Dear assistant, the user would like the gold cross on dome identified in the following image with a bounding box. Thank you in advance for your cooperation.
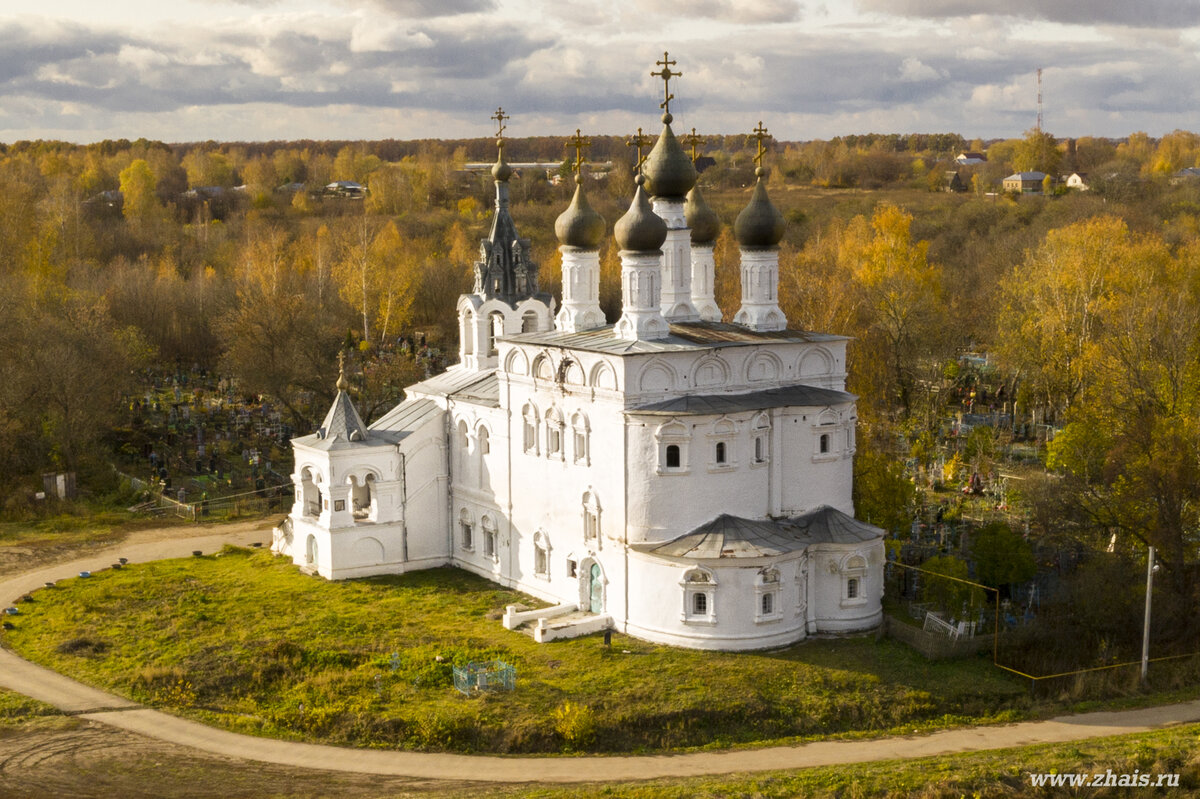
[651,51,681,114]
[491,107,508,140]
[626,127,652,173]
[752,121,771,168]
[567,129,592,175]
[684,127,704,163]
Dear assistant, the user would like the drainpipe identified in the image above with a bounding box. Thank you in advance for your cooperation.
[397,447,408,563]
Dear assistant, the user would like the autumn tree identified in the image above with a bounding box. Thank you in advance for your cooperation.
[118,158,162,229]
[1013,128,1062,175]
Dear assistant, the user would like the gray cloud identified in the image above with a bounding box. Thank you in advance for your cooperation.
[353,0,496,17]
[857,0,1200,29]
[646,0,802,23]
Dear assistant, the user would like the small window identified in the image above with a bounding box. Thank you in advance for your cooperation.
[460,521,473,550]
[534,545,548,576]
[574,430,587,461]
[483,529,495,558]
[694,592,707,614]
[547,426,562,457]
[666,444,681,468]
[567,559,577,578]
[715,442,726,464]
[847,577,859,599]
[761,592,773,615]
[819,433,830,454]
[754,436,763,462]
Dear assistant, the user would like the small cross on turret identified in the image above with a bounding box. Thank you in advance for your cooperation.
[752,121,772,170]
[651,51,681,116]
[567,129,592,176]
[491,107,508,140]
[684,127,704,163]
[626,126,652,174]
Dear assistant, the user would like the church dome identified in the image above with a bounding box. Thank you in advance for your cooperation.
[685,184,720,245]
[642,116,697,200]
[491,142,512,182]
[734,170,784,248]
[615,177,667,252]
[555,177,605,249]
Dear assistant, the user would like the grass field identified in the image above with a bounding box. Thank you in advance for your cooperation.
[0,546,1137,755]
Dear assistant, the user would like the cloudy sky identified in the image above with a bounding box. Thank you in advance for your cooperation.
[4,0,1200,144]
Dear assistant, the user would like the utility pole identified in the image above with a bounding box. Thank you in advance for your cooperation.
[1141,545,1155,683]
[1036,68,1043,132]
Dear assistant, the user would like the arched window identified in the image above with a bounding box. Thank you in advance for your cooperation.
[819,433,830,454]
[751,413,770,465]
[522,403,539,454]
[843,555,868,606]
[545,407,564,460]
[299,467,321,517]
[680,568,716,624]
[756,568,781,622]
[459,508,474,551]
[521,310,538,333]
[477,426,490,489]
[488,311,504,356]
[582,491,601,544]
[457,420,470,477]
[709,417,736,470]
[533,530,551,579]
[571,411,590,465]
[461,310,474,356]
[715,441,726,464]
[657,420,689,474]
[348,473,374,521]
[482,515,497,560]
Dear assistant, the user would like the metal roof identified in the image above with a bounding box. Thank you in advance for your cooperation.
[635,506,883,560]
[502,321,846,356]
[448,372,500,408]
[407,368,495,397]
[293,389,373,452]
[630,384,855,416]
[370,398,442,437]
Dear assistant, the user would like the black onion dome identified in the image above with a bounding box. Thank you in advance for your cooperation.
[734,174,785,248]
[642,120,697,199]
[685,184,720,245]
[615,178,667,252]
[555,178,605,249]
[491,142,512,182]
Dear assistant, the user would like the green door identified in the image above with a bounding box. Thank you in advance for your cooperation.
[589,563,603,613]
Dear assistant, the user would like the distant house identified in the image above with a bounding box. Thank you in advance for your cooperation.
[694,155,717,173]
[1171,167,1200,185]
[324,181,367,199]
[1064,172,1089,191]
[943,171,966,193]
[956,152,987,165]
[1002,172,1047,194]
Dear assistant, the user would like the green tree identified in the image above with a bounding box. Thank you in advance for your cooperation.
[970,523,1036,588]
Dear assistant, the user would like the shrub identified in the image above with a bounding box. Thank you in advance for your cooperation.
[552,701,596,749]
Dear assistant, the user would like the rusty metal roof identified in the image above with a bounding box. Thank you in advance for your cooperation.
[634,506,883,559]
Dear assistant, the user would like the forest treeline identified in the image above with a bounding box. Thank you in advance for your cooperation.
[2,128,1200,623]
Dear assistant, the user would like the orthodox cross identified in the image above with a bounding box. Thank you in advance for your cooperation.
[651,51,681,114]
[752,121,771,168]
[626,127,652,174]
[683,127,704,163]
[567,129,591,175]
[491,107,509,139]
[336,351,349,391]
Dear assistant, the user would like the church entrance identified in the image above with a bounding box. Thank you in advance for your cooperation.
[588,563,603,613]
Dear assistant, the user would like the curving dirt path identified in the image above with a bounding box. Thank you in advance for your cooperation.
[3,521,1200,786]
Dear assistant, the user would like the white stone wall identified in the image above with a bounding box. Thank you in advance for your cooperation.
[807,541,885,633]
[623,552,810,650]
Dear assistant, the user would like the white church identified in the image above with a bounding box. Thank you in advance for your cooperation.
[274,72,885,651]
